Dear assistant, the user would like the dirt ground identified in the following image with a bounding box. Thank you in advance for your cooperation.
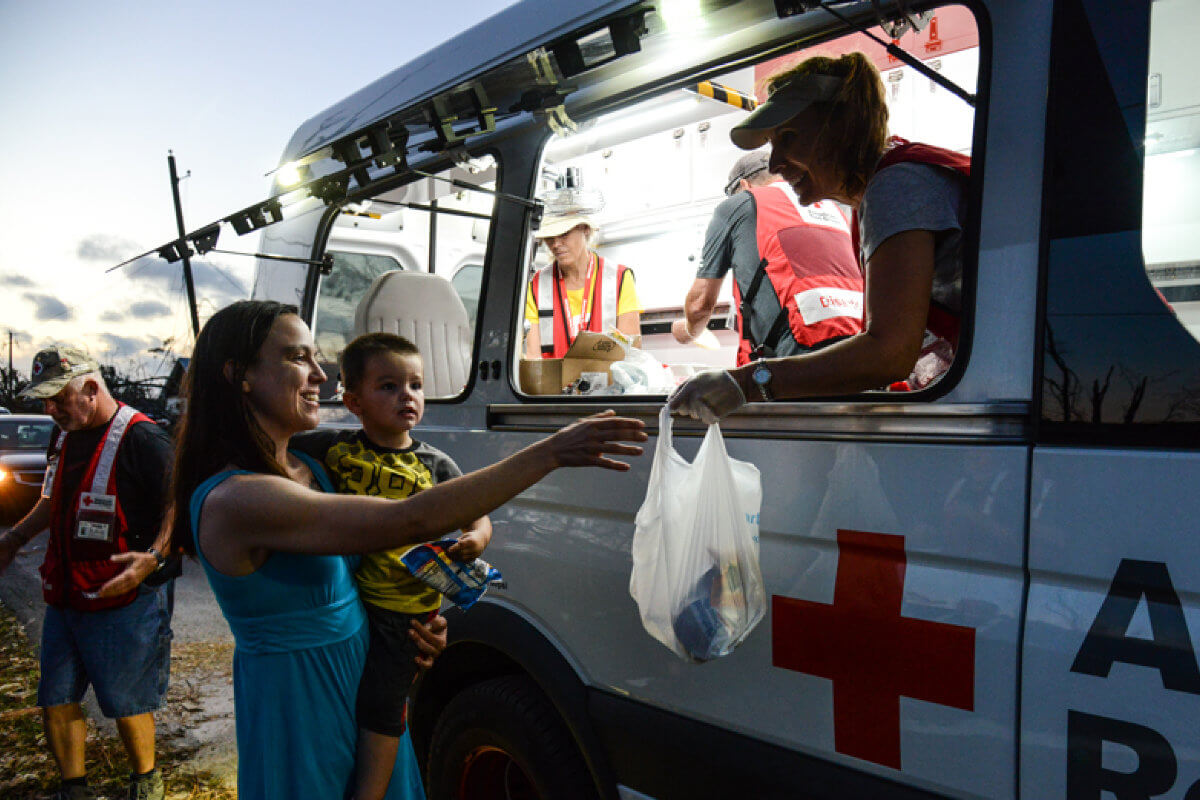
[0,530,238,798]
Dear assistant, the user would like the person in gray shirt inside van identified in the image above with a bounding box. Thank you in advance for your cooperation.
[672,149,863,366]
[671,51,971,422]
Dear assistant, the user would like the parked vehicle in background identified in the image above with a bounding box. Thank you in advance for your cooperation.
[0,415,54,523]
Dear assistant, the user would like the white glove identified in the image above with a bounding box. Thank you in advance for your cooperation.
[667,370,745,425]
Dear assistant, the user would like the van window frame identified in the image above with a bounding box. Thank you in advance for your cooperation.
[305,150,504,406]
[510,1,989,408]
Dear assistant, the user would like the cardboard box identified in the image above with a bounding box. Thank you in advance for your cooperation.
[519,331,640,395]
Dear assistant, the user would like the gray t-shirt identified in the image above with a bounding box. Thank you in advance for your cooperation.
[696,190,807,356]
[858,162,966,314]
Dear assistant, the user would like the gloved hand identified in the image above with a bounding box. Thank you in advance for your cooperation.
[667,370,745,425]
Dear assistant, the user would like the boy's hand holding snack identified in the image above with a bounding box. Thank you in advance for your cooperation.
[447,520,492,561]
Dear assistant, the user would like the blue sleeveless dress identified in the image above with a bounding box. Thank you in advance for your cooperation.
[190,453,425,800]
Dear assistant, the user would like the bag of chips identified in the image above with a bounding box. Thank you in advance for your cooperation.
[401,537,502,610]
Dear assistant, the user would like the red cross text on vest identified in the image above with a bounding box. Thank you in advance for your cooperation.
[772,530,975,769]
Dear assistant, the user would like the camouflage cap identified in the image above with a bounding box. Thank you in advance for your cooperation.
[18,346,100,400]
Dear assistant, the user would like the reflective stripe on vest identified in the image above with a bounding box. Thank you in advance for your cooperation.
[91,404,137,494]
[40,430,67,500]
[598,258,619,334]
[531,256,627,358]
[536,267,556,355]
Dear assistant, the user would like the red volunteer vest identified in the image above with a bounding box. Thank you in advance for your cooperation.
[734,184,863,366]
[531,255,631,359]
[40,404,154,611]
[851,137,972,350]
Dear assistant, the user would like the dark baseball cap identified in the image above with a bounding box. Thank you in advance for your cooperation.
[724,151,772,196]
[19,346,100,400]
[730,73,843,150]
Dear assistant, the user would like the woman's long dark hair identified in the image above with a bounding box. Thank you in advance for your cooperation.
[169,300,299,556]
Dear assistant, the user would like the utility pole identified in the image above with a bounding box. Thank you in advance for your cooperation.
[7,330,12,399]
[168,151,201,338]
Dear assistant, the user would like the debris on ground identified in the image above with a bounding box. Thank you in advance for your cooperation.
[0,607,236,799]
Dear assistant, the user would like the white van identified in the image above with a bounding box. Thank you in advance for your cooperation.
[237,1,1200,797]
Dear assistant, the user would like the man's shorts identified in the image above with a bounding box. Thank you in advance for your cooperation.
[38,582,174,718]
[356,604,437,736]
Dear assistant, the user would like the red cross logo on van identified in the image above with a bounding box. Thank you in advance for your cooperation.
[772,530,975,770]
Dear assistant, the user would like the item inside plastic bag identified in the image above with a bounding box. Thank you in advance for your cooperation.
[672,560,751,662]
[630,406,765,662]
[400,537,502,610]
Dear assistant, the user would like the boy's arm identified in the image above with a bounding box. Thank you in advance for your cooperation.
[448,515,492,561]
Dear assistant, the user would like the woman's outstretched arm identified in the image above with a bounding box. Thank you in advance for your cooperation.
[199,412,646,563]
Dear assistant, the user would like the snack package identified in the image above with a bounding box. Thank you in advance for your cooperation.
[671,560,749,663]
[400,537,502,610]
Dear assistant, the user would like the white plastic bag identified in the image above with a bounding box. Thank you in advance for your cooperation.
[629,406,766,662]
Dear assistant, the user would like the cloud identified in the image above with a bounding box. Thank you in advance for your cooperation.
[77,234,143,264]
[124,257,248,302]
[23,292,75,322]
[100,310,125,323]
[128,300,172,319]
[98,333,156,359]
[1,273,36,288]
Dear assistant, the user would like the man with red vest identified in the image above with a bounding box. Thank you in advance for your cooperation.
[672,150,863,365]
[0,346,175,800]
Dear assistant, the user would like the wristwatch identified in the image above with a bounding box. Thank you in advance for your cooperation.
[750,359,774,402]
[148,547,168,572]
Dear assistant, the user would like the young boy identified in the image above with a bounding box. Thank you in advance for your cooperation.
[292,332,492,800]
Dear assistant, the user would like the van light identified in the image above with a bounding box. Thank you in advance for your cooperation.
[277,161,309,188]
[659,0,704,31]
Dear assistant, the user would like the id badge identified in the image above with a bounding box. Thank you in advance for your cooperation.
[76,492,117,542]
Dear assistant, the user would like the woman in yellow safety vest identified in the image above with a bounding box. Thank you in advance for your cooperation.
[524,212,642,359]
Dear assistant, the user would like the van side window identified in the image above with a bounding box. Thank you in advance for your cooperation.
[1039,0,1200,442]
[314,251,408,362]
[1143,0,1200,344]
[515,7,978,399]
[312,158,497,400]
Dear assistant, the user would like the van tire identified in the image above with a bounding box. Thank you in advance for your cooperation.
[425,675,600,800]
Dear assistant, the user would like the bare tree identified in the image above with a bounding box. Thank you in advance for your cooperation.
[1043,323,1081,422]
[1090,365,1114,424]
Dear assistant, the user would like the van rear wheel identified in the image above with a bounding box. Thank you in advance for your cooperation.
[426,675,599,800]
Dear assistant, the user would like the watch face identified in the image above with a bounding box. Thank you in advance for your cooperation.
[753,366,771,385]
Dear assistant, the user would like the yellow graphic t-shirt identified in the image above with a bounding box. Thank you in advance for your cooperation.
[298,430,462,613]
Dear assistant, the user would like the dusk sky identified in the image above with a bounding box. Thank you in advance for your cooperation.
[0,0,516,379]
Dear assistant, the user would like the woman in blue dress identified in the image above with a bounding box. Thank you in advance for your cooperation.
[168,300,646,800]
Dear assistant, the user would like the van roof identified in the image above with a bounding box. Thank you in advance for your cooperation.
[281,0,633,164]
